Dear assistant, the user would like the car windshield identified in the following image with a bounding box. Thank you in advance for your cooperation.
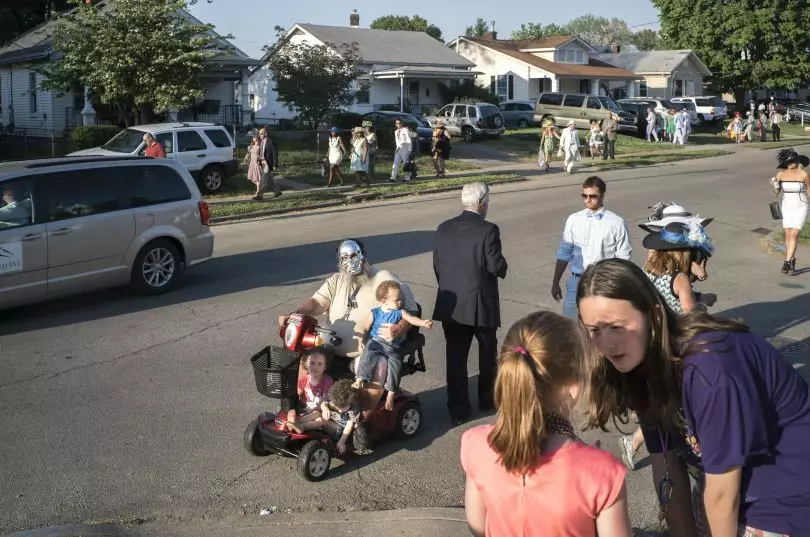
[101,128,145,153]
[479,105,500,118]
[598,96,621,112]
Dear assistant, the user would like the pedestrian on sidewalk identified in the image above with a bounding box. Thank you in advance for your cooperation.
[771,148,810,275]
[432,183,508,426]
[365,125,377,180]
[601,112,618,160]
[431,123,451,178]
[325,127,346,187]
[350,126,370,186]
[390,119,412,182]
[245,135,263,198]
[460,312,632,537]
[770,109,782,142]
[559,120,581,174]
[256,127,282,200]
[539,120,560,172]
[551,176,631,320]
[646,107,659,143]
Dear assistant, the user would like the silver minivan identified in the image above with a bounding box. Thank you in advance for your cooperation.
[0,156,214,310]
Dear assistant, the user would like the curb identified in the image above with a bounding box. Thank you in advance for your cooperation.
[209,177,527,225]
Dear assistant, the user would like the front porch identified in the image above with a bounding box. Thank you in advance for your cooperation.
[525,75,641,101]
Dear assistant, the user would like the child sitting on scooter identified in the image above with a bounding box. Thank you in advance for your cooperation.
[284,349,334,433]
[352,280,433,411]
[320,379,363,454]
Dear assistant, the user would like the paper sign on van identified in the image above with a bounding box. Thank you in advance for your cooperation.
[0,242,23,274]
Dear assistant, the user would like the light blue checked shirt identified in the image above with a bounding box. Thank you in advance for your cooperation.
[556,208,632,275]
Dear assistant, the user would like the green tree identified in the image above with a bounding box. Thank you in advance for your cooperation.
[369,15,443,42]
[465,18,489,38]
[510,22,569,40]
[0,0,71,45]
[565,14,632,49]
[266,26,361,129]
[38,0,226,124]
[653,0,810,100]
[630,28,662,51]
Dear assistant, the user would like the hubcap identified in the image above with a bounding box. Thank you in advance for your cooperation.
[205,171,222,190]
[309,448,329,477]
[401,408,420,435]
[142,247,175,288]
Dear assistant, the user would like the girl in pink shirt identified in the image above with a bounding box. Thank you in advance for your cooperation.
[460,311,631,537]
[284,350,333,433]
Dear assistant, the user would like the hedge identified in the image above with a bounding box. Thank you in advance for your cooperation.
[70,125,122,151]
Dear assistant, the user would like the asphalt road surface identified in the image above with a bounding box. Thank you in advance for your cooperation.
[2,147,809,535]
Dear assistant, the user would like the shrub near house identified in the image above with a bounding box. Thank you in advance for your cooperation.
[70,125,123,151]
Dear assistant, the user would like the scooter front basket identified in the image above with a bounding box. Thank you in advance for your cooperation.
[250,345,300,409]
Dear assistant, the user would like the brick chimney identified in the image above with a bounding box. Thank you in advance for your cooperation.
[483,31,497,40]
[350,9,360,27]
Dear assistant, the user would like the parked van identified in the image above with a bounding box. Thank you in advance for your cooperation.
[0,156,214,310]
[534,92,627,129]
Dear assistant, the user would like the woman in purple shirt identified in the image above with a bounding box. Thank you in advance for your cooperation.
[576,258,810,537]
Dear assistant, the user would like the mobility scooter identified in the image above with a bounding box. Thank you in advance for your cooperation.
[243,307,427,481]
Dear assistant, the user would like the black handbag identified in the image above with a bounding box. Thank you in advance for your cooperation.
[769,200,783,220]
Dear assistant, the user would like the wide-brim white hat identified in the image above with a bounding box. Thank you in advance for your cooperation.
[638,203,713,233]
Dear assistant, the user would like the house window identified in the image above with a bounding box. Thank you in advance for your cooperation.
[639,81,648,97]
[496,75,513,101]
[29,72,37,113]
[356,77,370,104]
[674,79,684,97]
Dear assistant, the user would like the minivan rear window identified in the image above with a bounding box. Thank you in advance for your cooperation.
[124,165,191,207]
[539,93,563,106]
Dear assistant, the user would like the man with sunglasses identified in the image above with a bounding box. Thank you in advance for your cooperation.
[551,176,631,319]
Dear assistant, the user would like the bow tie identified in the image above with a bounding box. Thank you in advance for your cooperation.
[587,212,604,220]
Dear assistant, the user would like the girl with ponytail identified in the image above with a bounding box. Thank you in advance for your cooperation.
[460,311,631,537]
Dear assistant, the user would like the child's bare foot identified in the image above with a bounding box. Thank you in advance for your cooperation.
[286,421,303,434]
[385,391,396,411]
[352,378,364,389]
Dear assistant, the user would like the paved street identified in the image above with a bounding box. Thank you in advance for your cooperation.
[2,146,809,536]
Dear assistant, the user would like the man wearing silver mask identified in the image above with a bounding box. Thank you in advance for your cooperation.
[279,238,417,375]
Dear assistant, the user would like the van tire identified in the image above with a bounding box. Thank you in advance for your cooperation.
[131,239,181,295]
[517,118,529,128]
[462,126,475,143]
[200,165,225,194]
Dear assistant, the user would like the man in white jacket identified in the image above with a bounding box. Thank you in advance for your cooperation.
[390,119,413,182]
[559,120,580,174]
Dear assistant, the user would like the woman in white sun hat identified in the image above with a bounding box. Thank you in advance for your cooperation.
[558,119,581,174]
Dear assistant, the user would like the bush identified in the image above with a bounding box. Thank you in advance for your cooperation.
[70,125,122,150]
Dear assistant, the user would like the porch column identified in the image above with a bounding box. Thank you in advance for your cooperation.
[399,75,405,113]
[591,78,601,95]
[627,80,635,98]
[240,70,251,125]
[551,76,559,92]
[80,85,96,126]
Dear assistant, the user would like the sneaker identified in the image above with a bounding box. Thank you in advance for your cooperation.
[618,435,636,471]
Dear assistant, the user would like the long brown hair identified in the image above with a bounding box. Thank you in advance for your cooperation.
[644,248,692,276]
[487,311,583,474]
[577,258,748,432]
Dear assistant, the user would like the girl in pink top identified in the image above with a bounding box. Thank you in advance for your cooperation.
[460,311,631,537]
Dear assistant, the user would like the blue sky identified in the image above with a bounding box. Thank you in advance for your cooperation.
[187,0,660,59]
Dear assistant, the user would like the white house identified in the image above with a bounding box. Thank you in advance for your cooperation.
[0,1,261,138]
[250,11,481,122]
[446,32,640,102]
[594,50,713,100]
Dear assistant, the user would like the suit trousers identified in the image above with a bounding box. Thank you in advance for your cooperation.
[259,162,281,195]
[442,321,498,419]
[391,147,411,181]
[603,139,616,159]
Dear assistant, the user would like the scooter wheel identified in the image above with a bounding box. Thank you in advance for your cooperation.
[297,440,332,482]
[244,418,271,457]
[396,401,423,439]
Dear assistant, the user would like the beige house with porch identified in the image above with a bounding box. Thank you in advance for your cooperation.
[250,12,481,121]
[594,50,712,100]
[447,33,639,101]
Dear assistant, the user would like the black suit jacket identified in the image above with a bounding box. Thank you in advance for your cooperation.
[432,210,508,327]
[260,137,277,170]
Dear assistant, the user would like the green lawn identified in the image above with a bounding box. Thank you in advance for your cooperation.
[210,191,344,219]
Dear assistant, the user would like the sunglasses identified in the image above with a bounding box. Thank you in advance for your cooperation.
[581,193,601,200]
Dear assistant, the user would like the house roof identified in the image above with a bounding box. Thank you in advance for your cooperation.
[461,37,639,79]
[266,24,475,68]
[594,50,712,76]
[372,65,481,79]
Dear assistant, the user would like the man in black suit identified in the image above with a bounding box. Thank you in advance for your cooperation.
[432,182,508,425]
[256,127,281,200]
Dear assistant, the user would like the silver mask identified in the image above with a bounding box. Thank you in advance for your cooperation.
[338,240,364,275]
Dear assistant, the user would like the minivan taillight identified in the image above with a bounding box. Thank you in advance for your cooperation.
[198,200,210,227]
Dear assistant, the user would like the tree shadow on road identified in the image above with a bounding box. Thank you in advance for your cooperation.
[0,230,436,337]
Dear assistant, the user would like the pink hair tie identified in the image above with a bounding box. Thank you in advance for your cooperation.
[514,346,530,356]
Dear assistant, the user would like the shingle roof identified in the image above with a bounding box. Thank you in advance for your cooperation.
[594,50,711,76]
[291,24,474,68]
[468,38,638,79]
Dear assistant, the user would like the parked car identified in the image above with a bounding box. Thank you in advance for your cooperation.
[670,96,728,124]
[361,111,434,152]
[0,156,214,310]
[497,100,536,128]
[534,92,631,131]
[616,100,648,137]
[68,122,239,194]
[424,103,506,142]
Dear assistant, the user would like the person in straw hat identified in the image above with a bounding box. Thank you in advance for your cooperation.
[349,126,370,186]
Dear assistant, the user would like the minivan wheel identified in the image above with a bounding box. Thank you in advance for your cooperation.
[200,165,224,194]
[517,118,529,128]
[131,239,180,295]
[695,115,704,126]
[462,126,475,143]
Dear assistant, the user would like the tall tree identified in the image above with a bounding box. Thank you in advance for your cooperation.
[653,0,810,100]
[511,22,569,41]
[369,15,443,42]
[565,14,632,49]
[630,28,662,51]
[0,0,71,45]
[266,26,361,129]
[465,18,489,38]
[39,0,225,124]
